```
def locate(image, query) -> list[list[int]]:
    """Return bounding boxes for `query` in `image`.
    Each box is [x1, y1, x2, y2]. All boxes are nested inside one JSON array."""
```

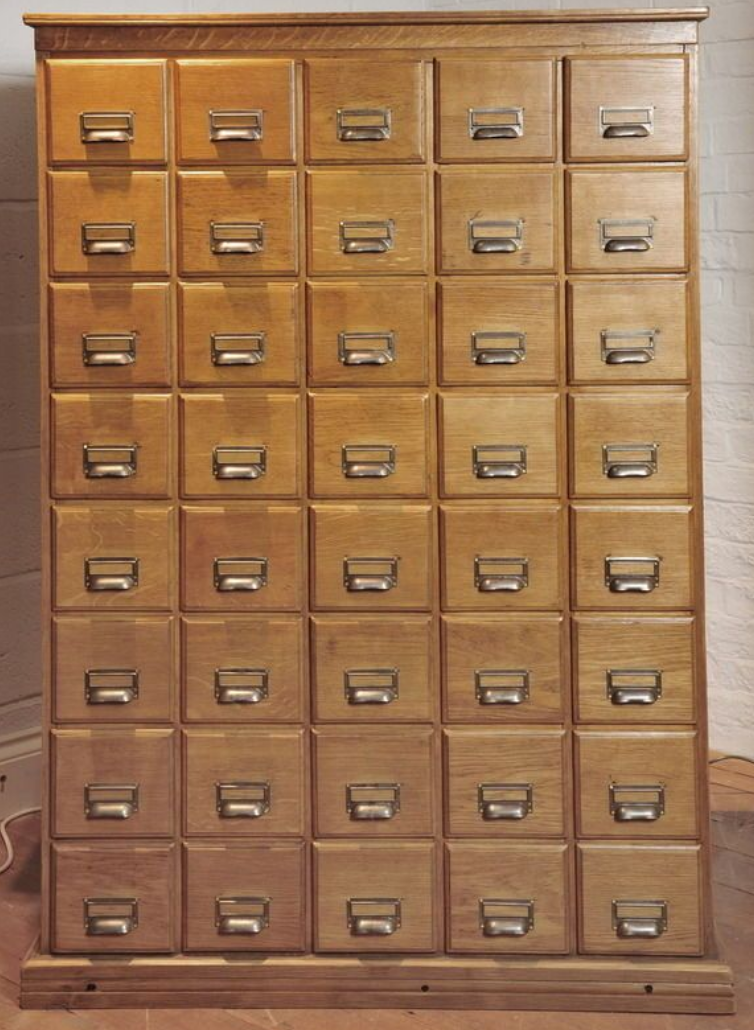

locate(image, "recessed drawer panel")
[[51, 727, 175, 837], [183, 728, 305, 837]]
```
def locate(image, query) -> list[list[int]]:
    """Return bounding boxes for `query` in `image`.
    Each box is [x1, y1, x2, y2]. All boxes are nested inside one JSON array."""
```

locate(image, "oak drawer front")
[[437, 59, 555, 163], [442, 614, 566, 724], [438, 170, 556, 274], [309, 391, 429, 498], [51, 727, 175, 837], [184, 842, 306, 952], [182, 615, 304, 723], [53, 504, 174, 611], [50, 283, 171, 388], [45, 59, 167, 165], [577, 843, 702, 956], [305, 59, 424, 163], [567, 170, 687, 274], [179, 282, 300, 387], [440, 504, 565, 611], [183, 728, 305, 837], [313, 726, 435, 838], [444, 728, 567, 838], [307, 170, 427, 275], [566, 56, 688, 162], [307, 281, 428, 386], [52, 841, 175, 954], [52, 393, 172, 499], [314, 842, 437, 952], [573, 615, 696, 724], [568, 281, 689, 385], [176, 59, 295, 165], [311, 614, 433, 722], [181, 505, 304, 612], [440, 392, 560, 498], [53, 615, 174, 723], [178, 171, 297, 276], [446, 843, 569, 954], [439, 282, 559, 386], [48, 171, 169, 277], [311, 504, 433, 611], [576, 729, 699, 839], [572, 504, 694, 611], [180, 392, 301, 498], [570, 391, 690, 498]]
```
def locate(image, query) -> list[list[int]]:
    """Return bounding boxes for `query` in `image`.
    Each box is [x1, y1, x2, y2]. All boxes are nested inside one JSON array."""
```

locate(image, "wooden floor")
[[2, 757, 753, 1028]]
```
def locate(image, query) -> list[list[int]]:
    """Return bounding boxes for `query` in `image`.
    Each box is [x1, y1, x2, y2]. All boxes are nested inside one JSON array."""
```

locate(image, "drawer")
[[578, 843, 702, 955], [311, 615, 434, 723], [51, 392, 172, 499], [51, 727, 175, 837], [51, 841, 175, 954], [442, 614, 566, 724], [566, 56, 688, 162], [438, 170, 556, 274], [568, 281, 689, 385], [573, 615, 696, 723], [307, 281, 428, 386], [314, 842, 436, 952], [439, 391, 560, 498], [572, 504, 694, 610], [439, 281, 559, 387], [446, 843, 569, 954], [180, 392, 301, 498], [176, 59, 295, 164], [440, 503, 565, 611], [444, 729, 567, 838], [45, 59, 167, 164], [178, 170, 297, 276], [49, 283, 171, 388], [53, 615, 174, 723], [310, 504, 433, 611], [437, 59, 555, 162], [181, 505, 303, 612], [179, 282, 300, 387], [309, 390, 429, 498], [307, 170, 427, 275], [183, 728, 305, 836], [53, 504, 174, 611], [313, 726, 435, 837], [306, 59, 424, 163], [567, 170, 687, 274], [48, 170, 169, 277], [184, 842, 306, 952], [570, 390, 690, 498], [182, 615, 304, 723]]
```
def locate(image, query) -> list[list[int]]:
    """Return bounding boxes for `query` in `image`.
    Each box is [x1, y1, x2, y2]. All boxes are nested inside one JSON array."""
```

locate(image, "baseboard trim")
[[0, 728, 42, 821]]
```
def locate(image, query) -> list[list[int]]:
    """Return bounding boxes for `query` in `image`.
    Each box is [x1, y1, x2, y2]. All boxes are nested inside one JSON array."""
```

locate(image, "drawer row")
[[49, 726, 700, 840]]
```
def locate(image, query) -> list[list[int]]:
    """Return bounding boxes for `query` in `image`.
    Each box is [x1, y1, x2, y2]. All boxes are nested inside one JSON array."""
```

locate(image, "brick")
[[703, 423, 730, 463], [716, 192, 754, 231], [706, 460, 754, 503], [703, 384, 754, 422], [702, 341, 754, 383], [707, 39, 754, 78], [701, 155, 728, 194], [707, 499, 754, 543], [0, 202, 38, 328], [714, 115, 754, 155], [0, 77, 36, 202], [0, 451, 40, 579], [0, 327, 39, 452], [0, 574, 41, 709], [702, 231, 754, 272], [726, 154, 754, 193]]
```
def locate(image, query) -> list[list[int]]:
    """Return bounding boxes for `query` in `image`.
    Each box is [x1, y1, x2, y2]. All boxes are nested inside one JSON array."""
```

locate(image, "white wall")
[[0, 0, 752, 757]]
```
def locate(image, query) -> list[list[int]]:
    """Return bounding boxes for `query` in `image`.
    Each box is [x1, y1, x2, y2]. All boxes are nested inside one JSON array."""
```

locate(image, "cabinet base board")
[[21, 948, 734, 1014]]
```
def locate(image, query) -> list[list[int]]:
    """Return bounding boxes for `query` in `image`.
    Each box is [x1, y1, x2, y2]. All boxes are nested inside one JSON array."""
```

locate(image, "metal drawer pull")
[[82, 222, 135, 256], [85, 668, 140, 706], [612, 899, 668, 940], [610, 783, 665, 823], [82, 332, 138, 367], [469, 219, 524, 255], [600, 105, 654, 139], [215, 668, 269, 705], [215, 896, 270, 936], [471, 330, 527, 366], [475, 669, 530, 706], [473, 444, 527, 480], [84, 783, 139, 821], [347, 898, 401, 937], [210, 221, 264, 255], [601, 328, 658, 366], [346, 782, 401, 821], [84, 897, 138, 937], [80, 111, 134, 144], [469, 106, 524, 140], [479, 899, 534, 938], [478, 782, 533, 821], [603, 443, 659, 480], [85, 557, 139, 592], [605, 557, 661, 595], [345, 668, 399, 705], [607, 669, 663, 706], [600, 218, 655, 254], [337, 107, 391, 142], [214, 557, 268, 593], [340, 220, 394, 255], [475, 557, 529, 593], [212, 445, 267, 481], [343, 557, 398, 593], [216, 781, 270, 819], [211, 332, 266, 367], [338, 330, 396, 367], [342, 444, 396, 479], [83, 443, 138, 479], [209, 109, 263, 142]]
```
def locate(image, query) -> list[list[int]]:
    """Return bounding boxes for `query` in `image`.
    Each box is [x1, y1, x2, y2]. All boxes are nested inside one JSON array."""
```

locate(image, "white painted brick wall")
[[1, 0, 752, 758]]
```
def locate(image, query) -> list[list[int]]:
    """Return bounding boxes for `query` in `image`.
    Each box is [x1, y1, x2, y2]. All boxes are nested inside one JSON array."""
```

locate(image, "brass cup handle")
[[346, 783, 400, 821], [614, 802, 663, 822], [337, 107, 392, 142], [343, 558, 398, 593], [478, 575, 526, 593], [349, 800, 397, 820], [482, 799, 529, 820], [469, 106, 524, 140], [87, 800, 134, 819], [345, 669, 399, 706], [209, 109, 263, 142], [617, 917, 664, 938], [84, 898, 139, 937], [81, 223, 136, 256], [606, 238, 651, 253], [476, 670, 530, 706], [215, 896, 270, 935], [85, 558, 139, 593], [82, 332, 138, 367], [214, 558, 268, 593], [85, 784, 139, 821], [351, 915, 397, 936], [483, 916, 530, 937], [347, 898, 401, 937], [613, 900, 668, 940], [219, 914, 266, 934], [338, 331, 396, 367], [220, 799, 266, 818], [211, 333, 266, 367], [87, 914, 134, 935], [85, 669, 139, 706], [83, 444, 138, 479], [348, 686, 396, 704], [605, 558, 660, 595], [348, 575, 392, 591], [600, 219, 654, 254], [340, 220, 395, 255], [600, 106, 654, 139], [80, 111, 134, 144], [607, 670, 663, 707]]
